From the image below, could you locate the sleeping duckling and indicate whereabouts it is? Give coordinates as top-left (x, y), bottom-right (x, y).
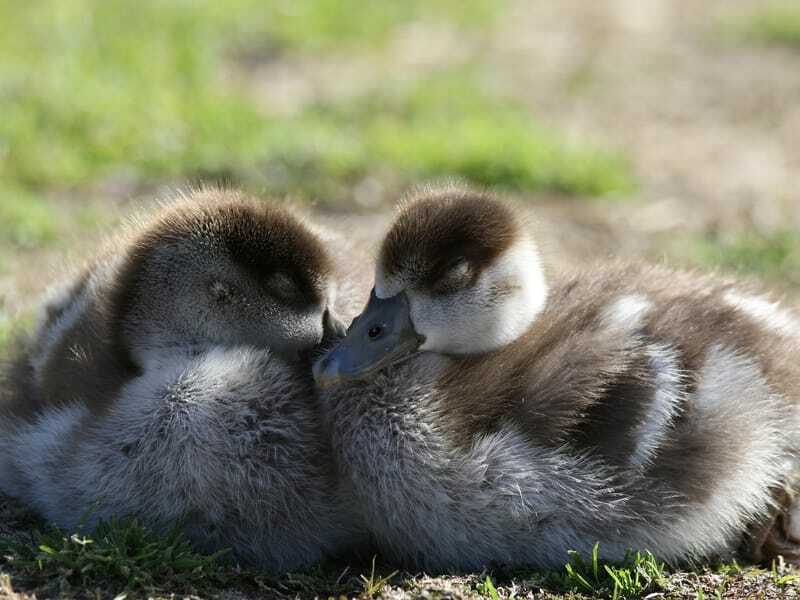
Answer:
top-left (314, 186), bottom-right (800, 571)
top-left (0, 189), bottom-right (360, 571)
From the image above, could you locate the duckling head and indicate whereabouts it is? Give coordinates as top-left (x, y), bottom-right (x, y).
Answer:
top-left (110, 192), bottom-right (343, 368)
top-left (314, 186), bottom-right (547, 386)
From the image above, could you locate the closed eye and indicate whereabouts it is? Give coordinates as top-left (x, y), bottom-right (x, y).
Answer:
top-left (267, 272), bottom-right (300, 303)
top-left (431, 258), bottom-right (472, 295)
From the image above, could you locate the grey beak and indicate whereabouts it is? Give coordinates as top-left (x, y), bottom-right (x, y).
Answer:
top-left (313, 290), bottom-right (424, 388)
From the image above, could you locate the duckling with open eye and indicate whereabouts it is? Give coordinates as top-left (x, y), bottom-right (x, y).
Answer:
top-left (315, 186), bottom-right (800, 571)
top-left (0, 189), bottom-right (362, 571)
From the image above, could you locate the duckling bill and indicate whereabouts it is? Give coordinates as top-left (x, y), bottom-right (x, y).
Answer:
top-left (313, 289), bottom-right (424, 387)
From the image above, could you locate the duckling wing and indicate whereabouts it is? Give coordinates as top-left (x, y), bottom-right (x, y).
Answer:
top-left (1, 346), bottom-right (349, 571)
top-left (438, 265), bottom-right (800, 564)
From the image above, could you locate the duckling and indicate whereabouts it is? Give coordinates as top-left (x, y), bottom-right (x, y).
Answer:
top-left (314, 186), bottom-right (800, 571)
top-left (0, 188), bottom-right (361, 571)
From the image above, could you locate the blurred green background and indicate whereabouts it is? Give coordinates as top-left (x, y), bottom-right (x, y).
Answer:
top-left (1, 0), bottom-right (799, 349)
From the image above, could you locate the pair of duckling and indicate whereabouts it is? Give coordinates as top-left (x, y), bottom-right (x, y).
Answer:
top-left (2, 186), bottom-right (799, 573)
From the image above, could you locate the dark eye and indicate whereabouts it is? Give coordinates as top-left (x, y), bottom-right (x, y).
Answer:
top-left (368, 325), bottom-right (383, 339)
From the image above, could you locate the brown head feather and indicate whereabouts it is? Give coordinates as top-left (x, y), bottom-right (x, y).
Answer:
top-left (108, 191), bottom-right (333, 367)
top-left (379, 187), bottom-right (519, 291)
top-left (5, 189), bottom-right (336, 420)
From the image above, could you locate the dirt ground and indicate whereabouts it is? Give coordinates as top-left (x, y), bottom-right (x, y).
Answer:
top-left (316, 0), bottom-right (800, 301)
top-left (5, 0), bottom-right (799, 322)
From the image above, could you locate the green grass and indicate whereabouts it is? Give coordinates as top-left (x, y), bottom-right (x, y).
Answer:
top-left (0, 0), bottom-right (630, 219)
top-left (476, 576), bottom-right (502, 600)
top-left (0, 1), bottom-right (500, 191)
top-left (5, 525), bottom-right (674, 600)
top-left (691, 230), bottom-right (800, 285)
top-left (260, 72), bottom-right (635, 201)
top-left (0, 1), bottom-right (270, 189)
top-left (364, 80), bottom-right (634, 196)
top-left (560, 543), bottom-right (666, 599)
top-left (0, 186), bottom-right (58, 249)
top-left (0, 318), bottom-right (12, 356)
top-left (230, 0), bottom-right (503, 52)
top-left (0, 518), bottom-right (226, 597)
top-left (359, 556), bottom-right (398, 598)
top-left (772, 557), bottom-right (800, 588)
top-left (1, 511), bottom-right (798, 600)
top-left (729, 3), bottom-right (800, 49)
top-left (0, 312), bottom-right (34, 358)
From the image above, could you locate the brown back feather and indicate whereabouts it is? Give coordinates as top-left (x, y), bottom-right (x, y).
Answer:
top-left (437, 263), bottom-right (800, 506)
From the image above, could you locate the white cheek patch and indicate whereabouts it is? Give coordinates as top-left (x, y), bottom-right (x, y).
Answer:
top-left (414, 239), bottom-right (548, 354)
top-left (513, 239), bottom-right (548, 304)
top-left (492, 239), bottom-right (549, 340)
top-left (723, 291), bottom-right (800, 337)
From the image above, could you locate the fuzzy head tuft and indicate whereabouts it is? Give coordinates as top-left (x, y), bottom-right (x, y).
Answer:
top-left (109, 190), bottom-right (338, 366)
top-left (376, 187), bottom-right (547, 355)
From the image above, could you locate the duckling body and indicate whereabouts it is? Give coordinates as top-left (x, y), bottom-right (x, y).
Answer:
top-left (316, 188), bottom-right (800, 571)
top-left (1, 189), bottom-right (363, 570)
